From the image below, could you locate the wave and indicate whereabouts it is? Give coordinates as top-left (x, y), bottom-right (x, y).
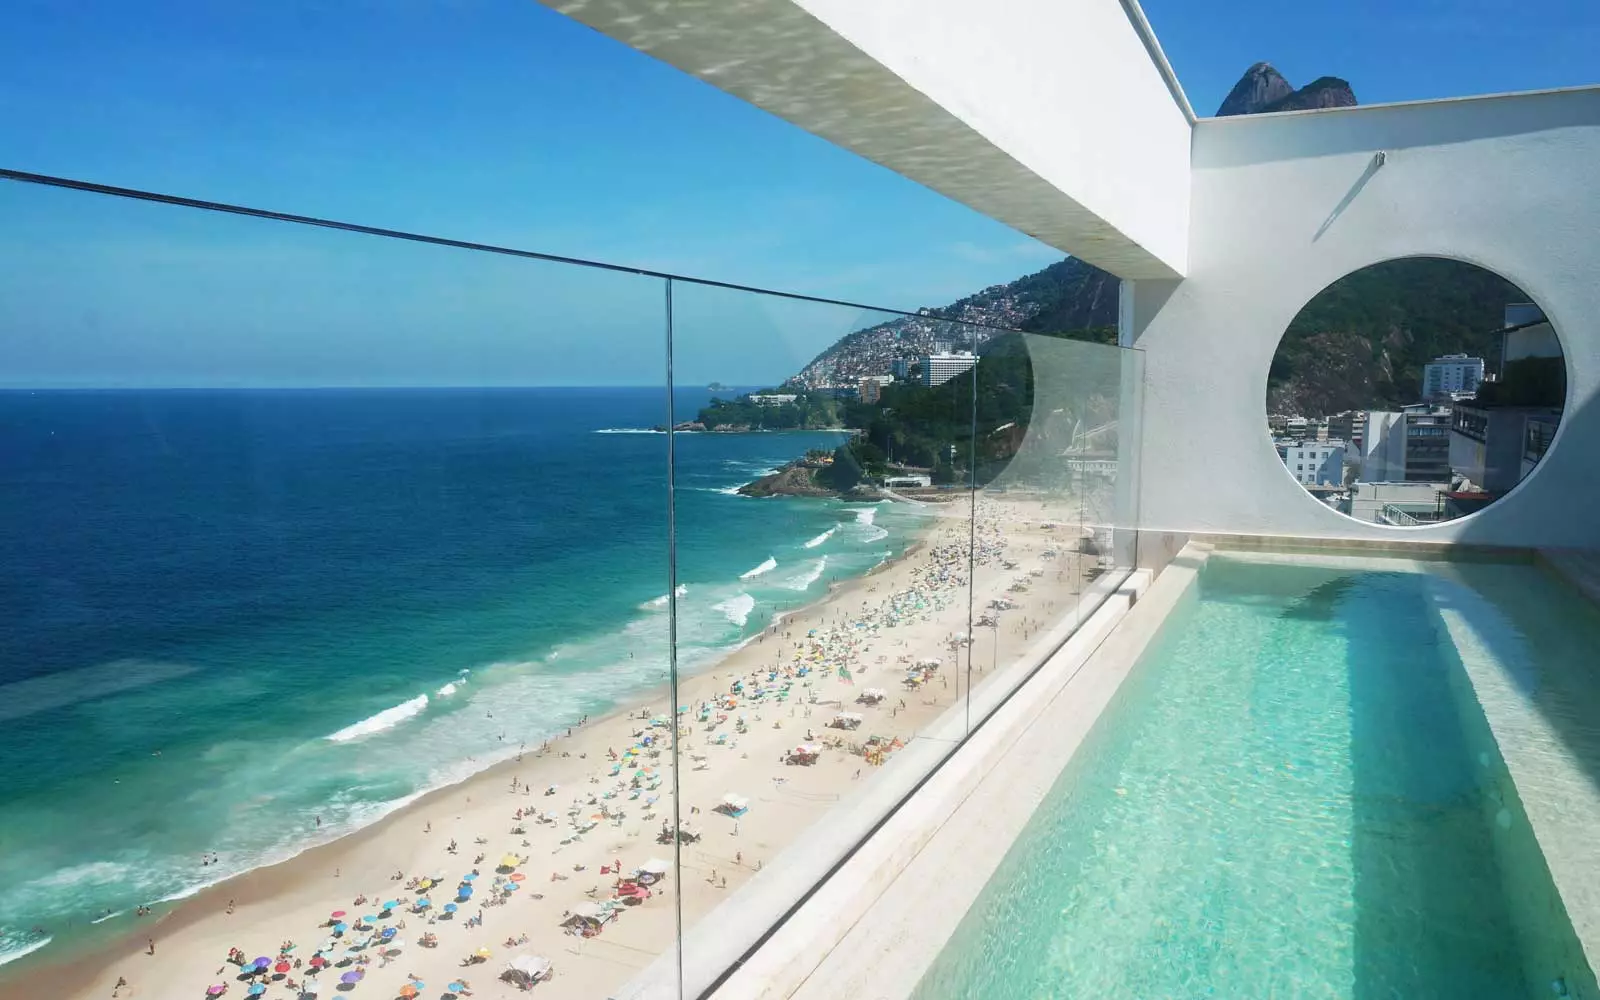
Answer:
top-left (436, 682), bottom-right (460, 697)
top-left (860, 526), bottom-right (889, 543)
top-left (643, 584), bottom-right (689, 608)
top-left (0, 935), bottom-right (51, 968)
top-left (592, 428), bottom-right (665, 434)
top-left (713, 593), bottom-right (756, 629)
top-left (784, 556), bottom-right (828, 591)
top-left (803, 527), bottom-right (836, 549)
top-left (325, 694), bottom-right (429, 742)
top-left (90, 909), bottom-right (125, 924)
top-left (740, 557), bottom-right (778, 580)
top-left (855, 505), bottom-right (878, 526)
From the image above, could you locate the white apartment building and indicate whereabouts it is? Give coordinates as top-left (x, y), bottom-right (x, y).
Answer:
top-left (1423, 354), bottom-right (1485, 400)
top-left (746, 393), bottom-right (798, 406)
top-left (1279, 439), bottom-right (1346, 486)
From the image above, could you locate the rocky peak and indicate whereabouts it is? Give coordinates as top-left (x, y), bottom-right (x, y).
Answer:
top-left (1215, 61), bottom-right (1293, 117)
top-left (1262, 76), bottom-right (1358, 113)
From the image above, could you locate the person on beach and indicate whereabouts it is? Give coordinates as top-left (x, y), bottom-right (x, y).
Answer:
top-left (146, 938), bottom-right (155, 956)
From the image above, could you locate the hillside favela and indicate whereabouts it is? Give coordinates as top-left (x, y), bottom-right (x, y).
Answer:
top-left (5, 7), bottom-right (1600, 1000)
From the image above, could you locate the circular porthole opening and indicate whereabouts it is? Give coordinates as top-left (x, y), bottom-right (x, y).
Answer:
top-left (1265, 257), bottom-right (1566, 526)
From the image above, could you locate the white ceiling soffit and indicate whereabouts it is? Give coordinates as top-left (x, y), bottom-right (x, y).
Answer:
top-left (546, 0), bottom-right (1190, 280)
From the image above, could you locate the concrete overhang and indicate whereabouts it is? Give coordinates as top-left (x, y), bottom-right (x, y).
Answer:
top-left (544, 0), bottom-right (1194, 281)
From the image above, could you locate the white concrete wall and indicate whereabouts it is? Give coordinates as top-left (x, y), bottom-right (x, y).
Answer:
top-left (1131, 88), bottom-right (1600, 548)
top-left (794, 0), bottom-right (1192, 276)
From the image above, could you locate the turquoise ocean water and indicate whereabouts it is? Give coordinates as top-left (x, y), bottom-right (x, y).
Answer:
top-left (914, 558), bottom-right (1594, 1000)
top-left (0, 387), bottom-right (925, 970)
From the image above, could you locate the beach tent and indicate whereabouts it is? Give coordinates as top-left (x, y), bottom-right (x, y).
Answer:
top-left (829, 712), bottom-right (864, 730)
top-left (636, 858), bottom-right (671, 884)
top-left (856, 689), bottom-right (887, 705)
top-left (715, 793), bottom-right (750, 817)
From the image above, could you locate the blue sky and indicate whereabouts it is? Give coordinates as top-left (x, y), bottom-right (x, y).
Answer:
top-left (1, 0), bottom-right (1594, 386)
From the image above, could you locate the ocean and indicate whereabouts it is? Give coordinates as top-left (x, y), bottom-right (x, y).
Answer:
top-left (0, 387), bottom-right (921, 969)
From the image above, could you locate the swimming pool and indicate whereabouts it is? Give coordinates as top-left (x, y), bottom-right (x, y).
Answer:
top-left (912, 555), bottom-right (1597, 999)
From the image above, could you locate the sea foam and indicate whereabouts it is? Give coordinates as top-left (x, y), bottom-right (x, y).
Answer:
top-left (855, 505), bottom-right (878, 526)
top-left (0, 935), bottom-right (51, 968)
top-left (325, 694), bottom-right (429, 742)
top-left (644, 584), bottom-right (689, 608)
top-left (803, 528), bottom-right (836, 549)
top-left (785, 556), bottom-right (828, 591)
top-left (740, 557), bottom-right (778, 580)
top-left (713, 593), bottom-right (756, 629)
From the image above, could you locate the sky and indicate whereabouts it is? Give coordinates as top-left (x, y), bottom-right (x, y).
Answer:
top-left (1, 0), bottom-right (1595, 386)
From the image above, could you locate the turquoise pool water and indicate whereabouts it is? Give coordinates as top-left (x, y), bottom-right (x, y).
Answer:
top-left (913, 557), bottom-right (1595, 1000)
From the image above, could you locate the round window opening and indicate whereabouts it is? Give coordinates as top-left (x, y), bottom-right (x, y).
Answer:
top-left (1266, 257), bottom-right (1566, 526)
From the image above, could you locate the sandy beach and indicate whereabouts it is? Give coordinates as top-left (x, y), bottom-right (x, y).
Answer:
top-left (3, 492), bottom-right (1100, 1000)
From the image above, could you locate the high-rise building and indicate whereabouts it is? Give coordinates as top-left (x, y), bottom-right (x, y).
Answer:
top-left (1278, 440), bottom-right (1346, 486)
top-left (1422, 354), bottom-right (1485, 400)
top-left (1403, 405), bottom-right (1453, 482)
top-left (917, 351), bottom-right (979, 387)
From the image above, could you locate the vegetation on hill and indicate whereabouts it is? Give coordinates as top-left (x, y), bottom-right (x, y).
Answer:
top-left (1267, 257), bottom-right (1528, 415)
top-left (696, 394), bottom-right (848, 431)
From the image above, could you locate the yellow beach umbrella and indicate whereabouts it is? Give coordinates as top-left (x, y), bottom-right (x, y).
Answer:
top-left (499, 854), bottom-right (520, 869)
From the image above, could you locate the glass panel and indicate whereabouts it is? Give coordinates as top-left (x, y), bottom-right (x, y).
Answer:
top-left (0, 178), bottom-right (675, 1000)
top-left (657, 281), bottom-right (986, 995)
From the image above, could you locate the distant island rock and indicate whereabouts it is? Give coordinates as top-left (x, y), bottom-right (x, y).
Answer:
top-left (1215, 62), bottom-right (1356, 117)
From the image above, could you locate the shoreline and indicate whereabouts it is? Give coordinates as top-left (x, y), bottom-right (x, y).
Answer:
top-left (3, 493), bottom-right (1089, 1000)
top-left (0, 514), bottom-right (936, 998)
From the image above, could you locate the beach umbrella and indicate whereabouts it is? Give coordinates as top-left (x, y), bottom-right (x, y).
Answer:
top-left (380, 926), bottom-right (396, 939)
top-left (448, 983), bottom-right (465, 993)
top-left (508, 873), bottom-right (526, 882)
top-left (505, 882), bottom-right (520, 892)
top-left (248, 986), bottom-right (266, 997)
top-left (458, 886), bottom-right (473, 899)
top-left (330, 910), bottom-right (346, 919)
top-left (417, 878), bottom-right (433, 890)
top-left (382, 899), bottom-right (401, 910)
top-left (499, 854), bottom-right (520, 868)
top-left (415, 897), bottom-right (430, 909)
top-left (332, 922), bottom-right (347, 933)
top-left (475, 947), bottom-right (491, 959)
top-left (207, 987), bottom-right (226, 997)
top-left (274, 960), bottom-right (291, 974)
top-left (361, 914), bottom-right (376, 925)
top-left (309, 956), bottom-right (327, 969)
top-left (253, 956), bottom-right (271, 969)
top-left (443, 903), bottom-right (458, 913)
top-left (340, 970), bottom-right (363, 984)
top-left (399, 987), bottom-right (418, 999)
top-left (461, 873), bottom-right (477, 882)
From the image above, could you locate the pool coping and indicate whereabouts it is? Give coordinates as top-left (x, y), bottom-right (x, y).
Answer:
top-left (705, 542), bottom-right (1211, 999)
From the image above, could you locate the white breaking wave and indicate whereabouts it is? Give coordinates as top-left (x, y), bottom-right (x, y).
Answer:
top-left (713, 593), bottom-right (757, 629)
top-left (0, 935), bottom-right (51, 968)
top-left (592, 427), bottom-right (664, 434)
top-left (740, 557), bottom-right (778, 580)
top-left (436, 682), bottom-right (459, 697)
top-left (785, 556), bottom-right (828, 591)
top-left (860, 526), bottom-right (889, 543)
top-left (325, 694), bottom-right (429, 742)
top-left (803, 528), bottom-right (836, 549)
top-left (644, 584), bottom-right (689, 608)
top-left (855, 506), bottom-right (878, 526)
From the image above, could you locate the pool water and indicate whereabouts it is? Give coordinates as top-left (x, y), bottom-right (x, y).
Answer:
top-left (913, 557), bottom-right (1595, 1000)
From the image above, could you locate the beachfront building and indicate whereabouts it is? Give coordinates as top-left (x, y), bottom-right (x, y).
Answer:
top-left (8, 3), bottom-right (1600, 1000)
top-left (529, 4), bottom-right (1600, 998)
top-left (1277, 439), bottom-right (1346, 486)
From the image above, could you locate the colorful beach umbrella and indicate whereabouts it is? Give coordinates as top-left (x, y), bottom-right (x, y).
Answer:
top-left (253, 956), bottom-right (271, 968)
top-left (247, 986), bottom-right (266, 997)
top-left (274, 960), bottom-right (290, 973)
top-left (415, 897), bottom-right (430, 908)
top-left (458, 886), bottom-right (473, 899)
top-left (309, 956), bottom-right (327, 968)
top-left (499, 854), bottom-right (520, 868)
top-left (399, 987), bottom-right (418, 999)
top-left (508, 873), bottom-right (526, 882)
top-left (382, 899), bottom-right (401, 910)
top-left (443, 903), bottom-right (458, 913)
top-left (330, 910), bottom-right (346, 918)
top-left (380, 927), bottom-right (397, 939)
top-left (448, 983), bottom-right (465, 993)
top-left (332, 922), bottom-right (347, 933)
top-left (340, 970), bottom-right (364, 984)
top-left (461, 873), bottom-right (477, 882)
top-left (207, 987), bottom-right (226, 997)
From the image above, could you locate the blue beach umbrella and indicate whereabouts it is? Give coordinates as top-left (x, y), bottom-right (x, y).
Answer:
top-left (461, 873), bottom-right (477, 882)
top-left (332, 922), bottom-right (347, 933)
top-left (382, 899), bottom-right (401, 910)
top-left (448, 983), bottom-right (465, 993)
top-left (505, 881), bottom-right (519, 891)
top-left (247, 986), bottom-right (266, 997)
top-left (458, 885), bottom-right (473, 899)
top-left (415, 897), bottom-right (431, 909)
top-left (380, 926), bottom-right (397, 939)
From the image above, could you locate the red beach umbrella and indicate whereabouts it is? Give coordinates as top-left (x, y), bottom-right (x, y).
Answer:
top-left (274, 961), bottom-right (291, 974)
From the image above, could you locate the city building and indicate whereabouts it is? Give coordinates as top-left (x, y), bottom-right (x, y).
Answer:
top-left (888, 351), bottom-right (979, 387)
top-left (1503, 303), bottom-right (1562, 363)
top-left (1277, 439), bottom-right (1346, 486)
top-left (857, 374), bottom-right (893, 403)
top-left (1422, 354), bottom-right (1486, 400)
top-left (746, 393), bottom-right (798, 406)
top-left (1343, 481), bottom-right (1448, 525)
top-left (1402, 404), bottom-right (1454, 483)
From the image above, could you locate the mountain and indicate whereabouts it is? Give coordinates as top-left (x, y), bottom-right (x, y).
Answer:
top-left (788, 63), bottom-right (1362, 391)
top-left (1215, 63), bottom-right (1357, 116)
top-left (786, 257), bottom-right (1117, 389)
